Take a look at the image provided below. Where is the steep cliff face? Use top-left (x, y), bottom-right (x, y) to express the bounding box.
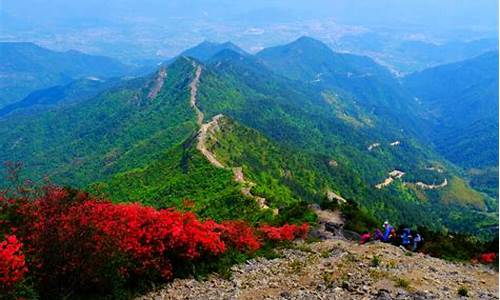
top-left (137, 239), bottom-right (498, 300)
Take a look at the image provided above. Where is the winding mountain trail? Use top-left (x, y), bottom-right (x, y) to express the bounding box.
top-left (197, 114), bottom-right (225, 169)
top-left (414, 178), bottom-right (448, 190)
top-left (189, 64), bottom-right (204, 126)
top-left (375, 170), bottom-right (405, 189)
top-left (187, 62), bottom-right (272, 211)
top-left (147, 67), bottom-right (167, 100)
top-left (375, 169), bottom-right (448, 190)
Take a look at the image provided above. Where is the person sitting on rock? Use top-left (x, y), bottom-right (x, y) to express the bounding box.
top-left (360, 231), bottom-right (371, 244)
top-left (389, 227), bottom-right (398, 245)
top-left (400, 227), bottom-right (412, 249)
top-left (412, 232), bottom-right (423, 251)
top-left (382, 221), bottom-right (393, 242)
top-left (373, 228), bottom-right (383, 241)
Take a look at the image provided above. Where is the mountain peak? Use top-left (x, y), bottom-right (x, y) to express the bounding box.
top-left (256, 36), bottom-right (333, 61)
top-left (294, 35), bottom-right (324, 45)
top-left (180, 40), bottom-right (247, 62)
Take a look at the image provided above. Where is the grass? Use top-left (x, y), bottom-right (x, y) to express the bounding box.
top-left (395, 277), bottom-right (410, 289)
top-left (289, 259), bottom-right (305, 273)
top-left (320, 249), bottom-right (331, 258)
top-left (291, 242), bottom-right (314, 253)
top-left (458, 286), bottom-right (469, 297)
top-left (441, 177), bottom-right (484, 209)
top-left (370, 255), bottom-right (381, 267)
top-left (322, 272), bottom-right (335, 288)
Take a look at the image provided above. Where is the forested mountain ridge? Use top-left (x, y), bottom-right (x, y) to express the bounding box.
top-left (0, 42), bottom-right (135, 108)
top-left (0, 38), bottom-right (496, 237)
top-left (403, 51), bottom-right (499, 199)
top-left (256, 36), bottom-right (423, 138)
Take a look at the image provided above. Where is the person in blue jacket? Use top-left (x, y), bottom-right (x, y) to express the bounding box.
top-left (382, 221), bottom-right (392, 242)
top-left (400, 227), bottom-right (412, 248)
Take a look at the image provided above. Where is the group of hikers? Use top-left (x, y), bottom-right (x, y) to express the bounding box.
top-left (359, 221), bottom-right (423, 251)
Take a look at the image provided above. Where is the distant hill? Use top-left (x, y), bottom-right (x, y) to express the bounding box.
top-left (0, 77), bottom-right (122, 118)
top-left (0, 42), bottom-right (134, 107)
top-left (336, 34), bottom-right (498, 74)
top-left (179, 41), bottom-right (248, 61)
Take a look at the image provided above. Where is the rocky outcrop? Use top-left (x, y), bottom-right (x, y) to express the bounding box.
top-left (136, 239), bottom-right (498, 300)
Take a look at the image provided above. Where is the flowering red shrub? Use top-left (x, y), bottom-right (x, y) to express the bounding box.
top-left (0, 235), bottom-right (27, 291)
top-left (219, 220), bottom-right (261, 252)
top-left (258, 223), bottom-right (309, 242)
top-left (479, 252), bottom-right (497, 264)
top-left (0, 185), bottom-right (308, 297)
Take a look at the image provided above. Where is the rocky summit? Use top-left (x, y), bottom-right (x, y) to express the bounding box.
top-left (137, 240), bottom-right (499, 300)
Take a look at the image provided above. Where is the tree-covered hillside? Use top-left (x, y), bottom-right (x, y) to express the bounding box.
top-left (403, 51), bottom-right (499, 199)
top-left (0, 58), bottom-right (198, 186)
top-left (0, 42), bottom-right (135, 108)
top-left (0, 39), bottom-right (496, 238)
top-left (0, 77), bottom-right (122, 118)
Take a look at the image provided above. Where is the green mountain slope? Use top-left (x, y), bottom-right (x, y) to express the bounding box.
top-left (196, 49), bottom-right (495, 235)
top-left (0, 40), bottom-right (496, 237)
top-left (0, 77), bottom-right (122, 118)
top-left (0, 58), bottom-right (197, 186)
top-left (256, 36), bottom-right (422, 137)
top-left (0, 42), bottom-right (134, 107)
top-left (403, 51), bottom-right (499, 168)
top-left (403, 51), bottom-right (499, 198)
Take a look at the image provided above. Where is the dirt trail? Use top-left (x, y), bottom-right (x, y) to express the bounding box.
top-left (326, 189), bottom-right (348, 204)
top-left (189, 64), bottom-right (204, 125)
top-left (187, 61), bottom-right (272, 211)
top-left (375, 170), bottom-right (405, 189)
top-left (196, 115), bottom-right (225, 169)
top-left (375, 169), bottom-right (448, 190)
top-left (414, 178), bottom-right (448, 189)
top-left (147, 67), bottom-right (167, 100)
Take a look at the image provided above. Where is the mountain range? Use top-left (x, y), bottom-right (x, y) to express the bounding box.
top-left (0, 42), bottom-right (138, 108)
top-left (0, 37), bottom-right (497, 237)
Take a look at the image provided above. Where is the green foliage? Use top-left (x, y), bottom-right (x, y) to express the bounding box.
top-left (0, 44), bottom-right (495, 239)
top-left (403, 51), bottom-right (499, 170)
top-left (340, 201), bottom-right (380, 233)
top-left (458, 286), bottom-right (469, 297)
top-left (0, 57), bottom-right (198, 188)
top-left (395, 277), bottom-right (410, 289)
top-left (370, 255), bottom-right (381, 267)
top-left (417, 226), bottom-right (499, 261)
top-left (95, 142), bottom-right (274, 224)
top-left (0, 42), bottom-right (134, 107)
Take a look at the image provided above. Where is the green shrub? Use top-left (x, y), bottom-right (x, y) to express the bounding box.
top-left (395, 278), bottom-right (410, 289)
top-left (370, 255), bottom-right (381, 267)
top-left (458, 286), bottom-right (469, 297)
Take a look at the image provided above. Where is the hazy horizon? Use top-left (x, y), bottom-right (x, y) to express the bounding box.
top-left (1, 0), bottom-right (498, 63)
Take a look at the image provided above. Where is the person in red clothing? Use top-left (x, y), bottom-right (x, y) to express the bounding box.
top-left (360, 231), bottom-right (371, 244)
